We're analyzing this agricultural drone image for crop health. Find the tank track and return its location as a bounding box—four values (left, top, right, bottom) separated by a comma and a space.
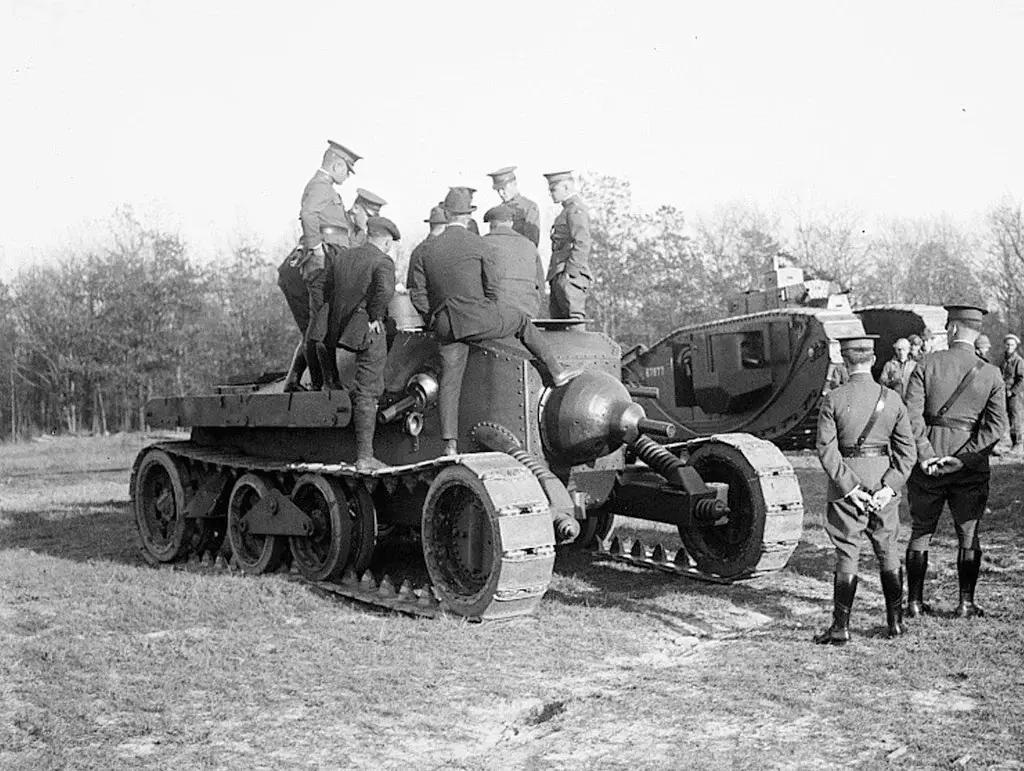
132, 441, 555, 620
595, 433, 803, 581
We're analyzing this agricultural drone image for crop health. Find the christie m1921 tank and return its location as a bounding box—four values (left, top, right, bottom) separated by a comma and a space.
131, 301, 804, 620
621, 257, 864, 449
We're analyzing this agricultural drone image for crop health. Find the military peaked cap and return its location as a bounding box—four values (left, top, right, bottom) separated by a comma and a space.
354, 188, 387, 211
326, 140, 361, 171
424, 206, 447, 225
366, 216, 400, 241
483, 204, 514, 223
944, 305, 988, 324
442, 187, 476, 215
543, 170, 574, 184
487, 166, 518, 184
836, 334, 879, 353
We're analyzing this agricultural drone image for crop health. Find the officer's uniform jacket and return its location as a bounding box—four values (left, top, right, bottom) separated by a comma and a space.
326, 243, 396, 352
407, 224, 502, 340
505, 194, 541, 247
484, 225, 544, 317
905, 342, 1008, 473
879, 357, 916, 400
299, 170, 351, 250
1002, 351, 1024, 398
817, 373, 916, 501
546, 194, 591, 282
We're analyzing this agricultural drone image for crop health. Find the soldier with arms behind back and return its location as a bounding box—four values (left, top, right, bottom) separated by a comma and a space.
545, 170, 591, 319
904, 305, 1008, 619
814, 335, 917, 645
324, 217, 399, 471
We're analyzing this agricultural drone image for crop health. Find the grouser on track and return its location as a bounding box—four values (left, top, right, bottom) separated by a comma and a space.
131, 296, 804, 621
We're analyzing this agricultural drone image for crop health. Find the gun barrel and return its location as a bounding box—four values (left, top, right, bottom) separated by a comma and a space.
378, 394, 417, 424
627, 385, 661, 400
637, 417, 675, 439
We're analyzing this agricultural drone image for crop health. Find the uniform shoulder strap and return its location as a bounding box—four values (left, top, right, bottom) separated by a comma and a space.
855, 385, 887, 448
936, 360, 985, 417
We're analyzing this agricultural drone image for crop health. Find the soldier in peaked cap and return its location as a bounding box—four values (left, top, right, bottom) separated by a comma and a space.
408, 187, 584, 459
814, 335, 917, 645
278, 139, 362, 392
544, 170, 592, 319
405, 207, 448, 290
487, 166, 541, 247
324, 216, 399, 471
1000, 333, 1023, 453
904, 305, 1008, 620
348, 188, 388, 247
483, 204, 544, 318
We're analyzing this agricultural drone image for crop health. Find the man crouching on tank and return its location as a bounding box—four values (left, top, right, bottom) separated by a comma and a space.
813, 334, 917, 645
408, 187, 584, 456
324, 216, 399, 472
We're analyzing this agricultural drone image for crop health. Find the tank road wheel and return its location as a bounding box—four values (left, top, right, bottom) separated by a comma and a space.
227, 473, 288, 575
134, 448, 196, 563
682, 436, 802, 578
288, 474, 352, 582
422, 455, 556, 620
345, 484, 378, 575
575, 509, 616, 548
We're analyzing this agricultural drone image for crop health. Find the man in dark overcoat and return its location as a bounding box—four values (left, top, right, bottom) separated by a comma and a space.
814, 335, 916, 645
408, 188, 582, 455
483, 204, 544, 318
904, 305, 1008, 619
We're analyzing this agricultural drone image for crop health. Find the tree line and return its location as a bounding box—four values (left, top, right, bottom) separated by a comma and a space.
2, 185, 1023, 440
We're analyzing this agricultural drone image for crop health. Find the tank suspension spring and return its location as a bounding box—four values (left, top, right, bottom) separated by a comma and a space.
631, 435, 686, 479
508, 449, 557, 485
507, 449, 580, 545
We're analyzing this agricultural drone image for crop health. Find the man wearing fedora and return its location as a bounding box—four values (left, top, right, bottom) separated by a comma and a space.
483, 204, 544, 318
408, 188, 583, 455
813, 334, 916, 645
406, 206, 447, 290
904, 305, 1007, 620
544, 170, 591, 319
278, 139, 360, 391
487, 166, 540, 247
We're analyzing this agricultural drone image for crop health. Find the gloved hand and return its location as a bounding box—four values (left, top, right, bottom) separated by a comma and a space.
869, 485, 895, 512
368, 320, 384, 335
847, 487, 874, 513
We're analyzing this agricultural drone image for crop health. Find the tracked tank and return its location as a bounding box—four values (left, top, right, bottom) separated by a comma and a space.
856, 304, 948, 379
621, 257, 864, 449
131, 302, 803, 620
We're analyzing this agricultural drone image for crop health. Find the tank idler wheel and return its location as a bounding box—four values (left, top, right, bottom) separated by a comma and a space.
289, 474, 352, 582
345, 483, 378, 575
575, 508, 616, 548
227, 473, 288, 575
422, 455, 555, 620
134, 448, 196, 563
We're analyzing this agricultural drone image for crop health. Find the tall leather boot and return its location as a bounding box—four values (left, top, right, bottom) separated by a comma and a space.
880, 568, 904, 638
813, 573, 858, 645
905, 549, 933, 618
354, 399, 386, 473
283, 342, 307, 392
954, 548, 985, 618
520, 323, 584, 387
315, 342, 341, 391
305, 339, 324, 391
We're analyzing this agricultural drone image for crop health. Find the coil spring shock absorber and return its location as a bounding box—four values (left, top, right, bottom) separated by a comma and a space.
631, 436, 728, 522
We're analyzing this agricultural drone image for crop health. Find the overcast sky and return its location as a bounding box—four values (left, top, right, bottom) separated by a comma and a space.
2, 0, 1022, 277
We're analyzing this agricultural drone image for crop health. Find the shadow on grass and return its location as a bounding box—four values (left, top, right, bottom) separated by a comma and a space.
0, 501, 140, 563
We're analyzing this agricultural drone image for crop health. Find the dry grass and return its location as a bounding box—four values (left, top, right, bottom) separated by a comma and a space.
1, 435, 1023, 770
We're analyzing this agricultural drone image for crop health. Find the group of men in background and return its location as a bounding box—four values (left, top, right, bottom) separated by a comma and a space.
815, 306, 1010, 646
276, 139, 592, 469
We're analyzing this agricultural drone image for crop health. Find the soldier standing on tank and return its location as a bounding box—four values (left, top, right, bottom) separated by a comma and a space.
348, 188, 388, 247
486, 166, 541, 247
880, 338, 916, 401
408, 188, 583, 456
405, 206, 447, 289
1000, 333, 1023, 454
904, 305, 1008, 619
545, 170, 591, 319
813, 335, 917, 645
324, 216, 399, 472
483, 204, 544, 318
279, 139, 360, 392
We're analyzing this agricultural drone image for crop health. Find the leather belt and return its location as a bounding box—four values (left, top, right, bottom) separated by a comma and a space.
320, 225, 348, 235
840, 446, 889, 458
925, 416, 977, 431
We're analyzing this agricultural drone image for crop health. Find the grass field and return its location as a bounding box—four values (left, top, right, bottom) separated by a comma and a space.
1, 435, 1023, 770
